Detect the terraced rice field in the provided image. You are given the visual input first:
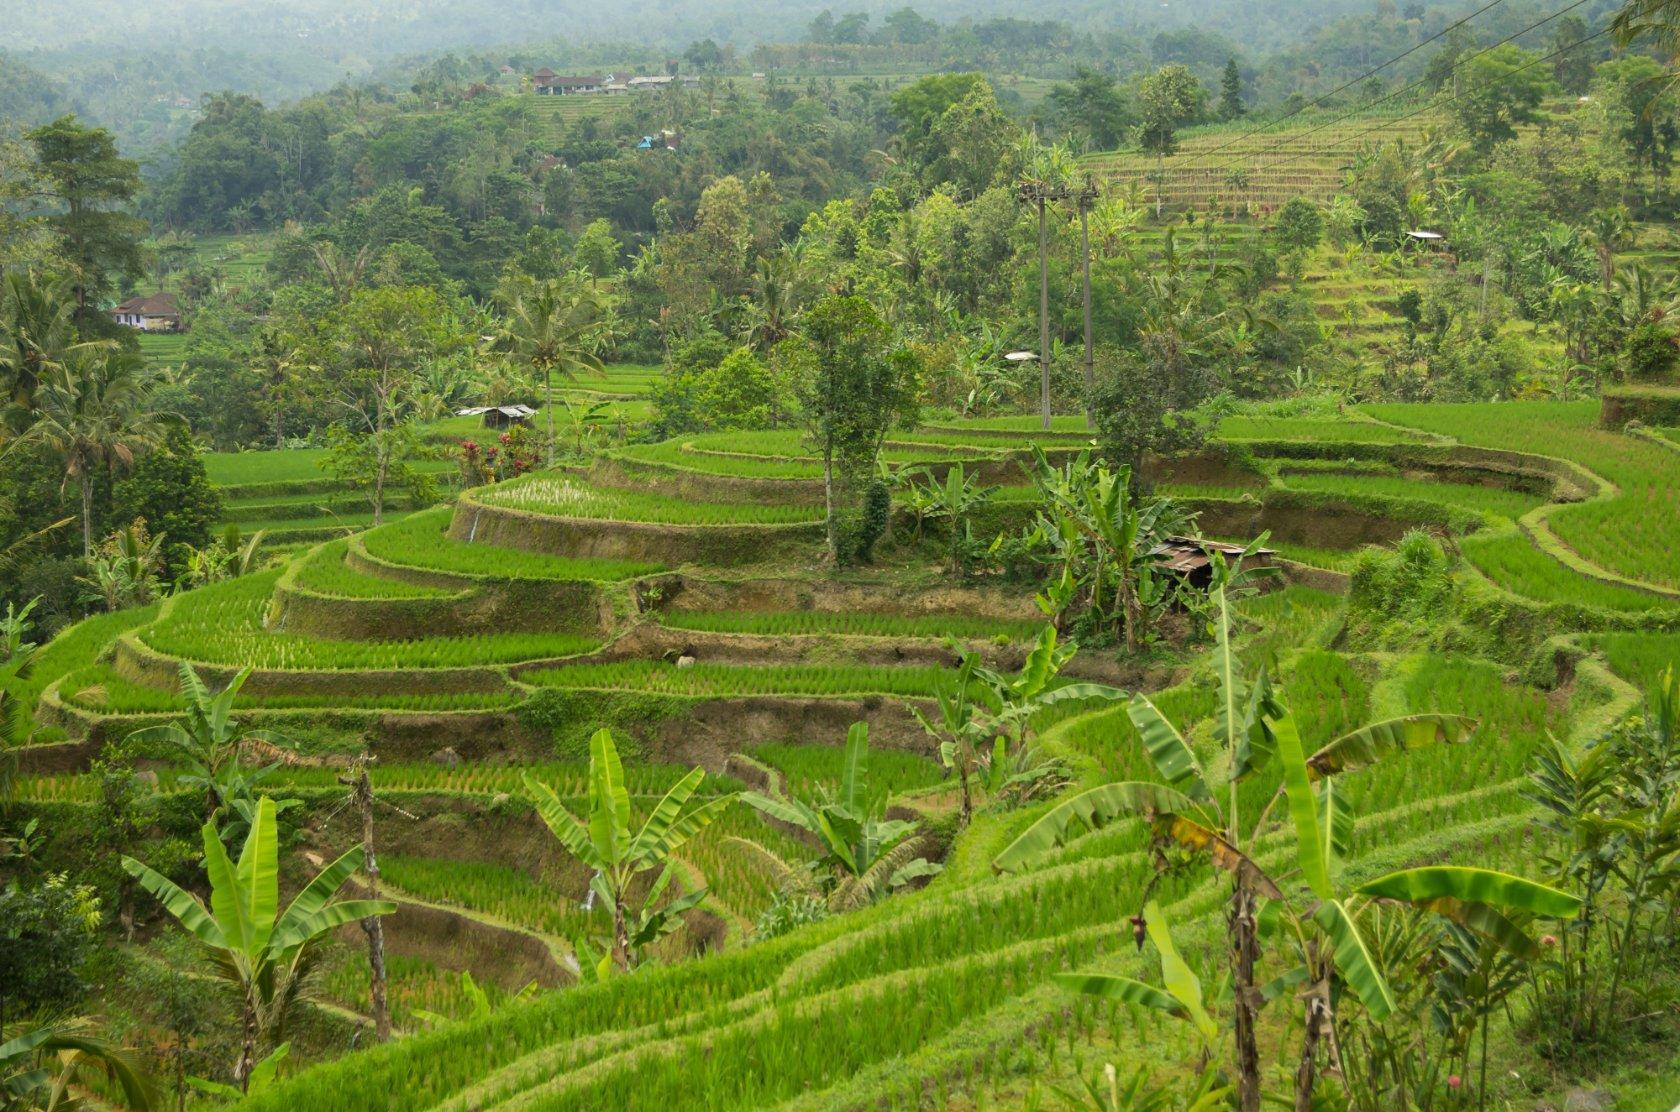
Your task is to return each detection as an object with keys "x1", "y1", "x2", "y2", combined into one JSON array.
[
  {"x1": 19, "y1": 401, "x2": 1679, "y2": 1109},
  {"x1": 1367, "y1": 401, "x2": 1680, "y2": 593}
]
